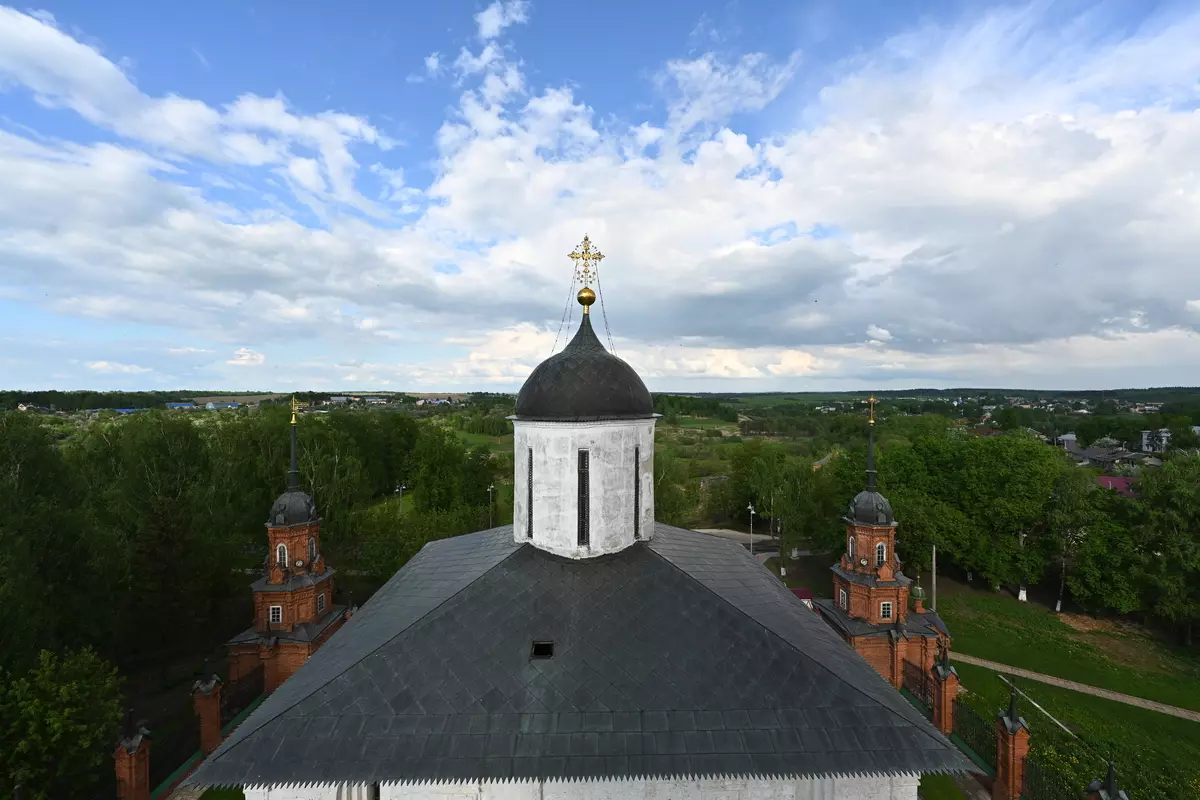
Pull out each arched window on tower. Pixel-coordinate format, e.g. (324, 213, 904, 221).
(276, 543, 287, 567)
(848, 537, 855, 560)
(876, 542, 886, 568)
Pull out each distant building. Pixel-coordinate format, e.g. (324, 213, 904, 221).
(1098, 476, 1137, 498)
(165, 402, 196, 409)
(205, 401, 241, 410)
(363, 396, 388, 405)
(326, 396, 348, 405)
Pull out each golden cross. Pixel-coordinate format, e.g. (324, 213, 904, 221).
(291, 395, 299, 425)
(568, 235, 605, 287)
(867, 395, 877, 425)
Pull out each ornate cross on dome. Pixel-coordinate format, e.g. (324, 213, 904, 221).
(568, 235, 605, 288)
(291, 395, 300, 425)
(867, 395, 878, 425)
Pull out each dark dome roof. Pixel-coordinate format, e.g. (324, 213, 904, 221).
(849, 490, 894, 526)
(269, 490, 318, 526)
(514, 314, 654, 421)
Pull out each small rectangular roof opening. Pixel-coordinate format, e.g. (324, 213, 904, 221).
(530, 640, 554, 659)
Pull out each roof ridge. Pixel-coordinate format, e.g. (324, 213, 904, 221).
(205, 528, 523, 766)
(646, 525, 955, 753)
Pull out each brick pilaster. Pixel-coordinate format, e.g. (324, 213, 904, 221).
(888, 631, 904, 688)
(993, 689, 1029, 800)
(114, 724, 151, 800)
(192, 674, 224, 755)
(932, 661, 959, 736)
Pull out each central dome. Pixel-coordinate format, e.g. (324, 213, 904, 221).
(515, 314, 654, 421)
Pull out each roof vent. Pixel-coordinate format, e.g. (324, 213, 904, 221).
(530, 640, 554, 659)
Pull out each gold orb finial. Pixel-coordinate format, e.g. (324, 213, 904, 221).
(577, 286, 596, 313)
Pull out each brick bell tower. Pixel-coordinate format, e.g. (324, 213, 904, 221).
(813, 396, 949, 687)
(226, 398, 349, 693)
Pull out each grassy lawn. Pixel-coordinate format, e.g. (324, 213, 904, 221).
(453, 430, 513, 452)
(952, 660, 1200, 798)
(918, 774, 968, 799)
(675, 416, 733, 430)
(935, 577, 1200, 712)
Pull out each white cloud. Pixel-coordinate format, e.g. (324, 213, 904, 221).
(659, 50, 801, 139)
(3, 3, 1200, 390)
(166, 346, 212, 354)
(0, 7, 393, 214)
(474, 0, 530, 40)
(86, 360, 151, 373)
(227, 348, 265, 366)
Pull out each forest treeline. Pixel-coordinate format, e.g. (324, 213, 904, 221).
(681, 415, 1200, 645)
(2, 403, 1200, 797)
(0, 408, 505, 675)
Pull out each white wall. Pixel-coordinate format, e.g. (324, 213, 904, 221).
(512, 418, 656, 559)
(377, 774, 920, 799)
(245, 784, 375, 800)
(243, 773, 919, 800)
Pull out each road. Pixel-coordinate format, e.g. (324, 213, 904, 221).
(951, 653, 1200, 722)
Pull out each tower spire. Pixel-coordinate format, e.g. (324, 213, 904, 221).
(287, 395, 300, 492)
(866, 395, 878, 492)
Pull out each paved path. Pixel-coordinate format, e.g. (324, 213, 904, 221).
(952, 653, 1200, 722)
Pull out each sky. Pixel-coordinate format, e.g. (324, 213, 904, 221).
(2, 0, 1200, 393)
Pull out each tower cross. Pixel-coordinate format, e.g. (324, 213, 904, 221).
(291, 395, 299, 425)
(867, 395, 878, 425)
(568, 235, 605, 287)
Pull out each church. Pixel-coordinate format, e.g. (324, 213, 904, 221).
(811, 400, 950, 687)
(185, 237, 971, 800)
(224, 398, 349, 693)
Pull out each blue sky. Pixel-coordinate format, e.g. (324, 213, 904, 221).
(2, 0, 1200, 392)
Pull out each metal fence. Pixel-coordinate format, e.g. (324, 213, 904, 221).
(901, 660, 933, 714)
(952, 699, 996, 772)
(1022, 753, 1081, 800)
(221, 664, 265, 728)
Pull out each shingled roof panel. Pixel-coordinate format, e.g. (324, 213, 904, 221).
(186, 524, 971, 788)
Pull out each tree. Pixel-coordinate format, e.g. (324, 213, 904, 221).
(1045, 468, 1104, 612)
(955, 435, 1066, 590)
(1068, 488, 1145, 615)
(1168, 423, 1200, 451)
(1138, 454, 1200, 644)
(0, 649, 123, 800)
(654, 448, 692, 527)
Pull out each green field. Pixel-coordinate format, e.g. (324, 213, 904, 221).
(935, 578, 1200, 712)
(453, 429, 514, 453)
(952, 660, 1200, 798)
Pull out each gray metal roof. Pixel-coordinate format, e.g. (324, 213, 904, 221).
(187, 524, 971, 788)
(249, 567, 336, 594)
(830, 563, 913, 588)
(513, 314, 654, 422)
(812, 599, 948, 640)
(226, 604, 348, 645)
